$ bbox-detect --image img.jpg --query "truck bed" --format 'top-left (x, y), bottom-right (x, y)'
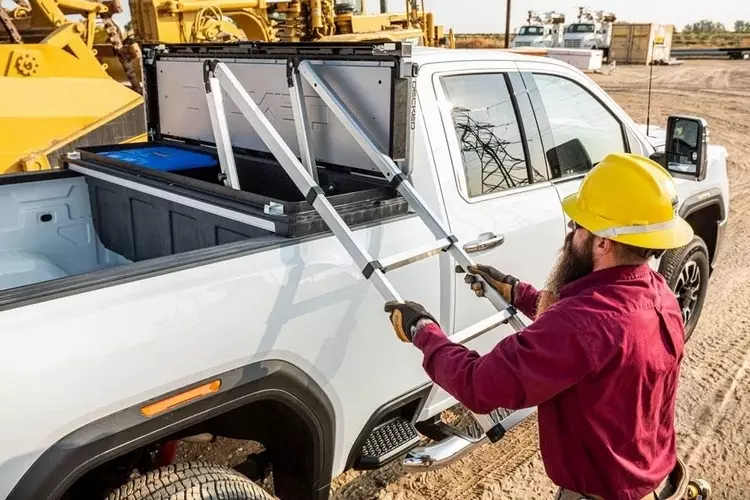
top-left (0, 152), bottom-right (407, 302)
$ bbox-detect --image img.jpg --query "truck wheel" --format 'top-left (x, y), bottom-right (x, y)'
top-left (106, 462), bottom-right (275, 500)
top-left (658, 235), bottom-right (710, 341)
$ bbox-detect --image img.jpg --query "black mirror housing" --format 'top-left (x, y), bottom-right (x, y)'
top-left (547, 138), bottom-right (592, 178)
top-left (663, 115), bottom-right (708, 181)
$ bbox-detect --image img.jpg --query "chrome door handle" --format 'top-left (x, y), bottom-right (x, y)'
top-left (463, 232), bottom-right (505, 253)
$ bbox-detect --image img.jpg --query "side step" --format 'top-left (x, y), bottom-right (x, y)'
top-left (355, 417), bottom-right (420, 470)
top-left (403, 407), bottom-right (536, 472)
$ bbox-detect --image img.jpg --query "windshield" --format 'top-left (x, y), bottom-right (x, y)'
top-left (567, 23), bottom-right (595, 33)
top-left (519, 26), bottom-right (544, 36)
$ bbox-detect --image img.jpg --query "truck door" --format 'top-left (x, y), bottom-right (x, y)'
top-left (514, 68), bottom-right (631, 220)
top-left (417, 62), bottom-right (567, 416)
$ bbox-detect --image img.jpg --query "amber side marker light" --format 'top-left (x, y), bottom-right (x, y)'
top-left (141, 380), bottom-right (221, 417)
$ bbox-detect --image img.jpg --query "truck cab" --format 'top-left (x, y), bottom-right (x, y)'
top-left (563, 22), bottom-right (609, 50)
top-left (512, 25), bottom-right (547, 47)
top-left (563, 9), bottom-right (616, 57)
top-left (512, 11), bottom-right (565, 49)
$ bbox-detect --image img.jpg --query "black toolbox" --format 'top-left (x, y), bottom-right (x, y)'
top-left (75, 142), bottom-right (408, 240)
top-left (66, 41), bottom-right (415, 259)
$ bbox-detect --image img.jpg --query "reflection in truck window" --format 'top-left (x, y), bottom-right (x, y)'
top-left (566, 23), bottom-right (595, 33)
top-left (441, 73), bottom-right (530, 197)
top-left (519, 26), bottom-right (545, 36)
top-left (532, 73), bottom-right (625, 178)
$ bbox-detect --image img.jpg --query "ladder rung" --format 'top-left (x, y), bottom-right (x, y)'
top-left (377, 236), bottom-right (456, 274)
top-left (448, 308), bottom-right (518, 346)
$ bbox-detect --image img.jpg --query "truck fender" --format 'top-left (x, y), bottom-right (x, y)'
top-left (679, 188), bottom-right (725, 221)
top-left (7, 360), bottom-right (335, 500)
top-left (678, 187), bottom-right (726, 269)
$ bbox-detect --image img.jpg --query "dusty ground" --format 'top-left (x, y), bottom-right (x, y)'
top-left (179, 60), bottom-right (750, 499)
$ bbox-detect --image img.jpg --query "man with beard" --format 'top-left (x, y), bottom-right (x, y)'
top-left (385, 154), bottom-right (710, 500)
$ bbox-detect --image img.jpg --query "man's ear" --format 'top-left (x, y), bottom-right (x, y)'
top-left (593, 236), bottom-right (614, 256)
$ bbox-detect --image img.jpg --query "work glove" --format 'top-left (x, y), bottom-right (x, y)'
top-left (464, 264), bottom-right (519, 305)
top-left (384, 300), bottom-right (438, 343)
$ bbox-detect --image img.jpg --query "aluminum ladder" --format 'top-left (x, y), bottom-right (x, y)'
top-left (202, 56), bottom-right (533, 446)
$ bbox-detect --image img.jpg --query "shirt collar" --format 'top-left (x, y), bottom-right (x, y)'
top-left (559, 264), bottom-right (651, 298)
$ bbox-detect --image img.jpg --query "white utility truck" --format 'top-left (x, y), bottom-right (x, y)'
top-left (563, 7), bottom-right (617, 58)
top-left (0, 42), bottom-right (729, 500)
top-left (511, 10), bottom-right (566, 48)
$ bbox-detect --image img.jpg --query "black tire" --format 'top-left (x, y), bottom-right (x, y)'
top-left (658, 235), bottom-right (710, 341)
top-left (106, 462), bottom-right (275, 500)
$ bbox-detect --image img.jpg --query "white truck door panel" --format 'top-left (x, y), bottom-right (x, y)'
top-left (417, 62), bottom-right (566, 417)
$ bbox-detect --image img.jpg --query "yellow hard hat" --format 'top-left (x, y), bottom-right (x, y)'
top-left (562, 153), bottom-right (694, 250)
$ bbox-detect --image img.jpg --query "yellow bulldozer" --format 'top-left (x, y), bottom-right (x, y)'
top-left (1, 0), bottom-right (454, 174)
top-left (127, 0), bottom-right (454, 45)
top-left (106, 0), bottom-right (455, 90)
top-left (1, 0), bottom-right (146, 173)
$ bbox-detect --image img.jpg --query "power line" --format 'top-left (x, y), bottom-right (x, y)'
top-left (452, 108), bottom-right (528, 194)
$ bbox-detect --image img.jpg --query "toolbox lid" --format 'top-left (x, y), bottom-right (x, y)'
top-left (140, 42), bottom-right (416, 176)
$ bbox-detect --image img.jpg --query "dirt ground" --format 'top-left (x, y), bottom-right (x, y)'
top-left (179, 60), bottom-right (750, 499)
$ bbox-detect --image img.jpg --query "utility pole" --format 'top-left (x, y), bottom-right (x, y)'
top-left (504, 0), bottom-right (512, 48)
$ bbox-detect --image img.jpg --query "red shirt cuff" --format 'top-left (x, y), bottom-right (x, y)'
top-left (413, 321), bottom-right (450, 351)
top-left (514, 281), bottom-right (541, 320)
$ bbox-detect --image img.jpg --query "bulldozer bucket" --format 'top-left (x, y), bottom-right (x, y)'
top-left (0, 24), bottom-right (145, 173)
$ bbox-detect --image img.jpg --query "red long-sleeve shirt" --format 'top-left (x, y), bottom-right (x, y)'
top-left (413, 264), bottom-right (684, 500)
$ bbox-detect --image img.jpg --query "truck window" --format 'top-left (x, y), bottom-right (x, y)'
top-left (440, 73), bottom-right (530, 197)
top-left (530, 73), bottom-right (625, 179)
top-left (626, 127), bottom-right (649, 156)
top-left (567, 23), bottom-right (595, 33)
top-left (519, 26), bottom-right (544, 36)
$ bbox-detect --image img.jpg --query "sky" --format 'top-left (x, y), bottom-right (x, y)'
top-left (2, 0), bottom-right (745, 34)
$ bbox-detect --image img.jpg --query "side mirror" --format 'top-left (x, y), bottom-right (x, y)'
top-left (546, 138), bottom-right (592, 178)
top-left (663, 115), bottom-right (708, 181)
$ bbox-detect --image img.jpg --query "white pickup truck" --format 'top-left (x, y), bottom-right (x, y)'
top-left (0, 42), bottom-right (728, 500)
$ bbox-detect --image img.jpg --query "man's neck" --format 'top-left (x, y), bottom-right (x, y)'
top-left (593, 254), bottom-right (650, 272)
top-left (592, 259), bottom-right (619, 273)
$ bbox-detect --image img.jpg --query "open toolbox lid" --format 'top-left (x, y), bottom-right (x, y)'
top-left (140, 41), bottom-right (418, 176)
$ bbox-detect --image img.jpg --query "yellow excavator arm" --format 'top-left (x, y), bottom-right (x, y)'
top-left (1, 19), bottom-right (144, 173)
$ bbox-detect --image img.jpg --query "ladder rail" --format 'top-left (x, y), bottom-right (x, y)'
top-left (298, 59), bottom-right (524, 325)
top-left (288, 64), bottom-right (320, 184)
top-left (297, 60), bottom-right (445, 236)
top-left (207, 62), bottom-right (403, 304)
top-left (205, 76), bottom-right (241, 190)
top-left (203, 58), bottom-right (527, 441)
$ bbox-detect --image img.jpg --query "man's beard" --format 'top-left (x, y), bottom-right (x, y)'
top-left (537, 230), bottom-right (595, 316)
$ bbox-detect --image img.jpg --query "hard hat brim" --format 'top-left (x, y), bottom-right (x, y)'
top-left (562, 193), bottom-right (694, 250)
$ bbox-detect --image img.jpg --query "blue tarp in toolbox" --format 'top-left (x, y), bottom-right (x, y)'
top-left (99, 147), bottom-right (218, 172)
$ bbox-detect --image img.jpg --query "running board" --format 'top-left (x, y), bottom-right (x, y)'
top-left (355, 417), bottom-right (420, 470)
top-left (403, 407), bottom-right (536, 472)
